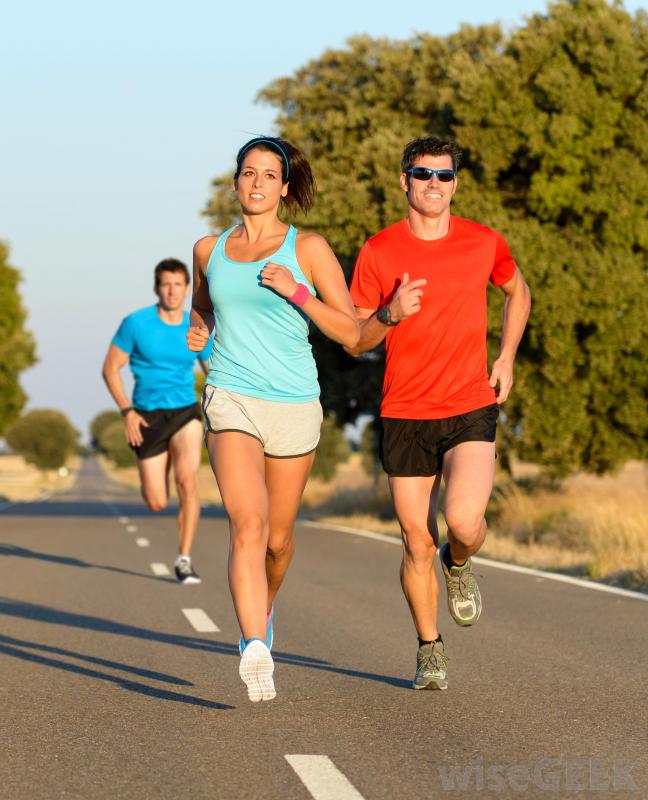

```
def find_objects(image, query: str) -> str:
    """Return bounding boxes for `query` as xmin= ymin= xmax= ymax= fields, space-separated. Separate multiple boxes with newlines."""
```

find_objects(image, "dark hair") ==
xmin=154 ymin=258 xmax=190 ymax=286
xmin=401 ymin=136 xmax=462 ymax=173
xmin=235 ymin=135 xmax=315 ymax=215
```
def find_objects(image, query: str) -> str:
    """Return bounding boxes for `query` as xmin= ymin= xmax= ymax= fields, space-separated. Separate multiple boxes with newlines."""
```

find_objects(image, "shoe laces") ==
xmin=457 ymin=568 xmax=477 ymax=598
xmin=448 ymin=563 xmax=476 ymax=598
xmin=419 ymin=645 xmax=449 ymax=673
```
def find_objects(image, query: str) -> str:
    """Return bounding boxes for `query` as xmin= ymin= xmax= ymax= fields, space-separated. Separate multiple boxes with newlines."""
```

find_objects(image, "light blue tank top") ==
xmin=205 ymin=224 xmax=320 ymax=402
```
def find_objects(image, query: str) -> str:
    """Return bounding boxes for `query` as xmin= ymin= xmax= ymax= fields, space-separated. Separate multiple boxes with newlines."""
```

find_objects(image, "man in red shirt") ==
xmin=348 ymin=136 xmax=531 ymax=690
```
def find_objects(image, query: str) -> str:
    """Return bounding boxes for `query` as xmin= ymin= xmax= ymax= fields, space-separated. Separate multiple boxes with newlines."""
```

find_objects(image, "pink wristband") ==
xmin=289 ymin=283 xmax=311 ymax=308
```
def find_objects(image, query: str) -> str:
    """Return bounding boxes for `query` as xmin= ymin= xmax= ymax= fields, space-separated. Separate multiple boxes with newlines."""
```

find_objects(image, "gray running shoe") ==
xmin=439 ymin=541 xmax=482 ymax=626
xmin=413 ymin=639 xmax=448 ymax=690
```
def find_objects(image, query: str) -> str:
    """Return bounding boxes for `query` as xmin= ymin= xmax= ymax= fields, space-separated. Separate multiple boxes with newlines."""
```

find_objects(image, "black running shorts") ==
xmin=380 ymin=403 xmax=499 ymax=477
xmin=131 ymin=403 xmax=202 ymax=460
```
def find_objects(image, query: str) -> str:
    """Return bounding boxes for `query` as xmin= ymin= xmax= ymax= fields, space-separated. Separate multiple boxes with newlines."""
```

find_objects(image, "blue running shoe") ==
xmin=239 ymin=639 xmax=275 ymax=702
xmin=238 ymin=605 xmax=275 ymax=655
xmin=266 ymin=604 xmax=274 ymax=650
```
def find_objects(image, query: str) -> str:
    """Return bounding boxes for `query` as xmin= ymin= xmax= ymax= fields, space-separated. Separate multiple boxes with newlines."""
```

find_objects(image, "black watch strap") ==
xmin=377 ymin=306 xmax=398 ymax=326
xmin=120 ymin=406 xmax=134 ymax=417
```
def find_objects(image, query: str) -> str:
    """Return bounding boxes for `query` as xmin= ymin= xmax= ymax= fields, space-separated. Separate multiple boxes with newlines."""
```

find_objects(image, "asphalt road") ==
xmin=1 ymin=458 xmax=646 ymax=800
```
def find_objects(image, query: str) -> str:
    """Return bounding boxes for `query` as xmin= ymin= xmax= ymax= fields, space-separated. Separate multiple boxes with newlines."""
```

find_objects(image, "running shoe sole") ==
xmin=239 ymin=640 xmax=276 ymax=702
xmin=413 ymin=677 xmax=448 ymax=690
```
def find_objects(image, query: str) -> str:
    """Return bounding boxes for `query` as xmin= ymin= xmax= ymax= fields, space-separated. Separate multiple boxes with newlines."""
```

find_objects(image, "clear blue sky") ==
xmin=1 ymin=0 xmax=645 ymax=439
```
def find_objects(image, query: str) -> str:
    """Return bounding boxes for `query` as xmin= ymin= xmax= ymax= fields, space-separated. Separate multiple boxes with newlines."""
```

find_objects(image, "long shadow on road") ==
xmin=0 ymin=543 xmax=176 ymax=583
xmin=0 ymin=598 xmax=411 ymax=690
xmin=0 ymin=636 xmax=233 ymax=710
xmin=0 ymin=501 xmax=227 ymax=519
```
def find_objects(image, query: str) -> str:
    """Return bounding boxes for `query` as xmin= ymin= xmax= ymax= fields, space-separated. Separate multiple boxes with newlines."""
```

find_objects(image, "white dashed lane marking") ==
xmin=150 ymin=563 xmax=170 ymax=576
xmin=135 ymin=538 xmax=150 ymax=547
xmin=181 ymin=608 xmax=220 ymax=633
xmin=285 ymin=756 xmax=366 ymax=800
xmin=119 ymin=517 xmax=129 ymax=524
xmin=126 ymin=525 xmax=137 ymax=533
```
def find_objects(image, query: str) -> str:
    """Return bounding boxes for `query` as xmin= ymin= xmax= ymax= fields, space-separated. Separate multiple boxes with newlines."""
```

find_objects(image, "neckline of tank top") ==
xmin=221 ymin=224 xmax=295 ymax=266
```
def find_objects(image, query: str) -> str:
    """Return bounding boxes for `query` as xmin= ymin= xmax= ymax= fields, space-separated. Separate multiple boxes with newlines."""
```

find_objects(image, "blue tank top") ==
xmin=205 ymin=224 xmax=320 ymax=402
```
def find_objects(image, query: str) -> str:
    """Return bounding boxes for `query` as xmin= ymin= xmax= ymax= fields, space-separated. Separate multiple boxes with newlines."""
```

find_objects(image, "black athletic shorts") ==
xmin=130 ymin=403 xmax=202 ymax=460
xmin=380 ymin=403 xmax=499 ymax=477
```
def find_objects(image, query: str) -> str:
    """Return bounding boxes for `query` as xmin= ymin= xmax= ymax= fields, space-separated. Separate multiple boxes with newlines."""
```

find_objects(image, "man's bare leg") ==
xmin=168 ymin=419 xmax=203 ymax=557
xmin=137 ymin=452 xmax=170 ymax=512
xmin=389 ymin=474 xmax=443 ymax=641
xmin=442 ymin=440 xmax=496 ymax=563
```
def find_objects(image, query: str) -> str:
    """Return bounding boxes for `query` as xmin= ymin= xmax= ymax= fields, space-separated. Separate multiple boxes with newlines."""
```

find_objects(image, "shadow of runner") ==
xmin=0 ymin=501 xmax=228 ymax=519
xmin=0 ymin=642 xmax=233 ymax=710
xmin=0 ymin=544 xmax=175 ymax=583
xmin=0 ymin=598 xmax=412 ymax=689
xmin=0 ymin=634 xmax=193 ymax=684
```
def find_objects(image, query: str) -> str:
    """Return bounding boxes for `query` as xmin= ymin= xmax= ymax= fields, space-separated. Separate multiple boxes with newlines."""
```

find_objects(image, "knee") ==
xmin=230 ymin=514 xmax=267 ymax=550
xmin=267 ymin=535 xmax=294 ymax=562
xmin=175 ymin=474 xmax=197 ymax=500
xmin=144 ymin=494 xmax=167 ymax=513
xmin=445 ymin=510 xmax=484 ymax=547
xmin=401 ymin=526 xmax=437 ymax=570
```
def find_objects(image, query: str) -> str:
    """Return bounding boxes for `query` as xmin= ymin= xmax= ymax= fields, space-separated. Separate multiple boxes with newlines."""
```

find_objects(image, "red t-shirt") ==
xmin=350 ymin=216 xmax=516 ymax=419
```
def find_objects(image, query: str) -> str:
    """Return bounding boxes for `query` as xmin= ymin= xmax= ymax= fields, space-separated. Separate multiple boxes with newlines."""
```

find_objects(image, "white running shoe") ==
xmin=239 ymin=639 xmax=276 ymax=702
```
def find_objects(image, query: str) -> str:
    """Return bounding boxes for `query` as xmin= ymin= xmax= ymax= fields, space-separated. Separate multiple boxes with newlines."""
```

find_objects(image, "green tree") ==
xmin=204 ymin=0 xmax=648 ymax=476
xmin=0 ymin=243 xmax=37 ymax=434
xmin=452 ymin=0 xmax=648 ymax=474
xmin=89 ymin=410 xmax=122 ymax=449
xmin=311 ymin=415 xmax=351 ymax=482
xmin=6 ymin=409 xmax=78 ymax=470
xmin=98 ymin=421 xmax=137 ymax=468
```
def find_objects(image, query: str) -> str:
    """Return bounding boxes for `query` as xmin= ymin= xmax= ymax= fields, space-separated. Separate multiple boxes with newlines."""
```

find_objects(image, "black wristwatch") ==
xmin=377 ymin=305 xmax=399 ymax=326
xmin=120 ymin=406 xmax=134 ymax=417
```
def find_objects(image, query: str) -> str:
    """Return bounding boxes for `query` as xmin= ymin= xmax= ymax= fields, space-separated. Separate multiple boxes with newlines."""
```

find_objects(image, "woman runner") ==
xmin=187 ymin=136 xmax=359 ymax=701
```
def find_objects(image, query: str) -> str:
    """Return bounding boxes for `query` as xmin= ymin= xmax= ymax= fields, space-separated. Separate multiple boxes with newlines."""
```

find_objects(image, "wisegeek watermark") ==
xmin=437 ymin=757 xmax=638 ymax=793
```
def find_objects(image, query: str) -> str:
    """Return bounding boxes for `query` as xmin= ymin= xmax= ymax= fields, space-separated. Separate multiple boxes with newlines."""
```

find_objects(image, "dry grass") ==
xmin=99 ymin=452 xmax=648 ymax=593
xmin=98 ymin=455 xmax=223 ymax=504
xmin=0 ymin=454 xmax=80 ymax=502
xmin=485 ymin=461 xmax=648 ymax=591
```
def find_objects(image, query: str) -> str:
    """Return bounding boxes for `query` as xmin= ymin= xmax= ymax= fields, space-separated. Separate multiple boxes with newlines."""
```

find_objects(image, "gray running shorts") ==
xmin=202 ymin=385 xmax=323 ymax=458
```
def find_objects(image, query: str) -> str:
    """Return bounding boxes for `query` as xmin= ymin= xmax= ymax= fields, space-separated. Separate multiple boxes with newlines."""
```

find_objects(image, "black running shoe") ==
xmin=174 ymin=556 xmax=201 ymax=584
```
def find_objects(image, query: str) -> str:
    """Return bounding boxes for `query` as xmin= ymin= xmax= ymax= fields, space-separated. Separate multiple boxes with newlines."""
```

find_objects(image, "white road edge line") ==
xmin=285 ymin=755 xmax=366 ymax=800
xmin=182 ymin=608 xmax=220 ymax=633
xmin=150 ymin=563 xmax=170 ymax=576
xmin=135 ymin=537 xmax=150 ymax=547
xmin=299 ymin=520 xmax=648 ymax=603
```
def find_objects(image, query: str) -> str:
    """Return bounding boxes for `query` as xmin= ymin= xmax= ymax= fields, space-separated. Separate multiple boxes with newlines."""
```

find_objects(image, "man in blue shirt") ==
xmin=102 ymin=258 xmax=212 ymax=584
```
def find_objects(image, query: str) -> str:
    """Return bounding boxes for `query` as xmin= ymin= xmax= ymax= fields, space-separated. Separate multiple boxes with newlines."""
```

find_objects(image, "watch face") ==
xmin=377 ymin=306 xmax=391 ymax=325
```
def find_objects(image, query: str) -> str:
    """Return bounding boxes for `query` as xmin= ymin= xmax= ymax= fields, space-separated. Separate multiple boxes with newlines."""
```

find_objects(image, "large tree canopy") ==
xmin=0 ymin=242 xmax=37 ymax=435
xmin=205 ymin=0 xmax=648 ymax=476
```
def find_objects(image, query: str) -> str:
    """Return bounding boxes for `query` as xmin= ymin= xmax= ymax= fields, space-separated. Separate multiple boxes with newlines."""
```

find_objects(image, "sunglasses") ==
xmin=407 ymin=167 xmax=456 ymax=182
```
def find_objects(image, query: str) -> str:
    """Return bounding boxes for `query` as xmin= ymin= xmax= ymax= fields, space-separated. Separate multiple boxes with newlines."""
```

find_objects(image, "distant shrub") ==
xmin=359 ymin=418 xmax=379 ymax=477
xmin=99 ymin=421 xmax=137 ymax=467
xmin=89 ymin=410 xmax=122 ymax=449
xmin=311 ymin=415 xmax=351 ymax=482
xmin=5 ymin=409 xmax=79 ymax=470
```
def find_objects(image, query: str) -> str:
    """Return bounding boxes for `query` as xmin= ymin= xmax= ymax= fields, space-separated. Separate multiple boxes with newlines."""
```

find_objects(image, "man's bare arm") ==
xmin=101 ymin=344 xmax=150 ymax=446
xmin=489 ymin=267 xmax=531 ymax=403
xmin=345 ymin=272 xmax=427 ymax=356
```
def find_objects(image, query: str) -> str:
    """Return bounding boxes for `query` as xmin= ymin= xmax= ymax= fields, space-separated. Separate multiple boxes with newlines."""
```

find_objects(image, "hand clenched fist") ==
xmin=389 ymin=272 xmax=427 ymax=322
xmin=187 ymin=324 xmax=210 ymax=352
xmin=260 ymin=261 xmax=298 ymax=299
